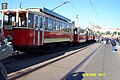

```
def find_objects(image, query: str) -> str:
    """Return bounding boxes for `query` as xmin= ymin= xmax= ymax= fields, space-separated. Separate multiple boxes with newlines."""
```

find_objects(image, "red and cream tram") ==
xmin=0 ymin=6 xmax=95 ymax=52
xmin=0 ymin=7 xmax=74 ymax=52
xmin=73 ymin=27 xmax=95 ymax=43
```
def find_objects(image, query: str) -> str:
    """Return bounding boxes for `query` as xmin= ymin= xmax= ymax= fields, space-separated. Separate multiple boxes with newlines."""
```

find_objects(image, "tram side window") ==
xmin=59 ymin=22 xmax=62 ymax=31
xmin=44 ymin=17 xmax=48 ymax=30
xmin=56 ymin=21 xmax=60 ymax=30
xmin=28 ymin=13 xmax=34 ymax=28
xmin=35 ymin=16 xmax=38 ymax=28
xmin=40 ymin=16 xmax=43 ymax=28
xmin=18 ymin=13 xmax=27 ymax=27
xmin=61 ymin=23 xmax=65 ymax=31
xmin=48 ymin=18 xmax=53 ymax=31
xmin=53 ymin=20 xmax=56 ymax=30
xmin=69 ymin=25 xmax=72 ymax=32
xmin=64 ymin=23 xmax=67 ymax=32
xmin=66 ymin=24 xmax=70 ymax=32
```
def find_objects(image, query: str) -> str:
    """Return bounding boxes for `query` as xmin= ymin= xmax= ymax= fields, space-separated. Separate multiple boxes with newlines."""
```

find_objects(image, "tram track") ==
xmin=7 ymin=43 xmax=97 ymax=80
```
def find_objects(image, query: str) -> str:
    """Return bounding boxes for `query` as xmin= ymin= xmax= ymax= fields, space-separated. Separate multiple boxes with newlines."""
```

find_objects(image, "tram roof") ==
xmin=42 ymin=7 xmax=71 ymax=22
xmin=0 ymin=8 xmax=28 ymax=12
xmin=26 ymin=7 xmax=71 ymax=22
xmin=0 ymin=8 xmax=71 ymax=22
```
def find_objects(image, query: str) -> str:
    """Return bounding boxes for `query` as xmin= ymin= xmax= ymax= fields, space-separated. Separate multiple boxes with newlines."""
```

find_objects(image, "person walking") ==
xmin=111 ymin=38 xmax=117 ymax=52
xmin=0 ymin=29 xmax=13 ymax=80
xmin=116 ymin=38 xmax=120 ymax=46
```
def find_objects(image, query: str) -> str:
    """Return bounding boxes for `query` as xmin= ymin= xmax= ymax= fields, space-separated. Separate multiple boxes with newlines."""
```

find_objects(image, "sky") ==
xmin=0 ymin=0 xmax=120 ymax=29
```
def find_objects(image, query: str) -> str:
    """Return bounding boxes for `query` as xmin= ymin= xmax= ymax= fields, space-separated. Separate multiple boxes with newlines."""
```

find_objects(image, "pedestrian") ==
xmin=116 ymin=38 xmax=119 ymax=42
xmin=106 ymin=38 xmax=109 ymax=44
xmin=0 ymin=29 xmax=13 ymax=80
xmin=111 ymin=38 xmax=117 ymax=52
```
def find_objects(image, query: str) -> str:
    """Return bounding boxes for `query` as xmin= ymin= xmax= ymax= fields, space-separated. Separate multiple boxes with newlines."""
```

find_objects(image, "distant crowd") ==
xmin=96 ymin=36 xmax=120 ymax=45
xmin=96 ymin=36 xmax=120 ymax=52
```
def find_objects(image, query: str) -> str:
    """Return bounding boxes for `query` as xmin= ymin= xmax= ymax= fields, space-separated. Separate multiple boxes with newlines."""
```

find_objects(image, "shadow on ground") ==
xmin=64 ymin=72 xmax=85 ymax=80
xmin=2 ymin=41 xmax=95 ymax=79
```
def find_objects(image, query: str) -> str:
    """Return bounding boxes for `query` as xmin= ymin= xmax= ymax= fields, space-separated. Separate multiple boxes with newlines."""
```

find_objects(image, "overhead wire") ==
xmin=88 ymin=0 xmax=105 ymax=27
xmin=51 ymin=1 xmax=69 ymax=11
xmin=66 ymin=0 xmax=89 ymax=24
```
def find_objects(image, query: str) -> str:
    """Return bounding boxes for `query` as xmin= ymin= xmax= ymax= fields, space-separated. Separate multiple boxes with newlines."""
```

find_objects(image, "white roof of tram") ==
xmin=0 ymin=7 xmax=71 ymax=22
xmin=26 ymin=7 xmax=71 ymax=22
xmin=0 ymin=8 xmax=28 ymax=12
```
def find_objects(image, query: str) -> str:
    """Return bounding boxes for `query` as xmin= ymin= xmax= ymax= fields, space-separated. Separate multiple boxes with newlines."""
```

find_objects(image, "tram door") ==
xmin=73 ymin=28 xmax=78 ymax=42
xmin=34 ymin=15 xmax=40 ymax=45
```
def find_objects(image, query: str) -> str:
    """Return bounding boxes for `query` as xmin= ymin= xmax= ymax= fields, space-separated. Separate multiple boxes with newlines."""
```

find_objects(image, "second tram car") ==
xmin=73 ymin=27 xmax=95 ymax=43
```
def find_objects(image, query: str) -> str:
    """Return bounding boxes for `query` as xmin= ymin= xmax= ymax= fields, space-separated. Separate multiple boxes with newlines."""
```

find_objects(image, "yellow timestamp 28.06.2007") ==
xmin=82 ymin=73 xmax=106 ymax=77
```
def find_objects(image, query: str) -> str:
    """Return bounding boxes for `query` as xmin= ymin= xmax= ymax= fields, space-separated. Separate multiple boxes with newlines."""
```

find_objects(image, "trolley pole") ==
xmin=51 ymin=1 xmax=69 ymax=11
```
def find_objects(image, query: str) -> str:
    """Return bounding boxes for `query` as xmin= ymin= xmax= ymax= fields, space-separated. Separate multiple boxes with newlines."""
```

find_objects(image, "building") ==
xmin=92 ymin=28 xmax=120 ymax=38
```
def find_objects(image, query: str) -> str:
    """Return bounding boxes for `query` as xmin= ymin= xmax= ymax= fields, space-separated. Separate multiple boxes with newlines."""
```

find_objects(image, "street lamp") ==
xmin=76 ymin=14 xmax=78 ymax=27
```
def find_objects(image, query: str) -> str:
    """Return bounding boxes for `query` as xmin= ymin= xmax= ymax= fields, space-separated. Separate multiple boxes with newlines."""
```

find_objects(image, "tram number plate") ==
xmin=4 ymin=25 xmax=13 ymax=30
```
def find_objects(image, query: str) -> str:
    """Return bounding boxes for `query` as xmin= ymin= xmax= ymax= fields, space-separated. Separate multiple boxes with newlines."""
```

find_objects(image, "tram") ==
xmin=73 ymin=27 xmax=95 ymax=43
xmin=0 ymin=7 xmax=75 ymax=52
xmin=0 ymin=5 xmax=95 ymax=52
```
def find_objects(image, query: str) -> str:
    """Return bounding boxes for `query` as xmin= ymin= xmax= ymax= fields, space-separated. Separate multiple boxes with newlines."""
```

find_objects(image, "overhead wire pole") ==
xmin=19 ymin=2 xmax=22 ymax=8
xmin=66 ymin=0 xmax=89 ymax=22
xmin=66 ymin=0 xmax=89 ymax=28
xmin=88 ymin=0 xmax=105 ymax=27
xmin=51 ymin=1 xmax=69 ymax=11
xmin=76 ymin=14 xmax=78 ymax=27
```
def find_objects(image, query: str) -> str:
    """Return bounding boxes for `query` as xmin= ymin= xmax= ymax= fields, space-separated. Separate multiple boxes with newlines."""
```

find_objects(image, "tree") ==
xmin=106 ymin=31 xmax=110 ymax=35
xmin=118 ymin=32 xmax=120 ymax=35
xmin=96 ymin=31 xmax=100 ymax=34
xmin=113 ymin=31 xmax=117 ymax=35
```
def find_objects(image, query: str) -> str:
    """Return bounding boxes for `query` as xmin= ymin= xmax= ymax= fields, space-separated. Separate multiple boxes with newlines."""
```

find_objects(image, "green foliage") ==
xmin=113 ymin=31 xmax=117 ymax=35
xmin=118 ymin=32 xmax=120 ymax=35
xmin=106 ymin=31 xmax=110 ymax=35
xmin=96 ymin=31 xmax=100 ymax=34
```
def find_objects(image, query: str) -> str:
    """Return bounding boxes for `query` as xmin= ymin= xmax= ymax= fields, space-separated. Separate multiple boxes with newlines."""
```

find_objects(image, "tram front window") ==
xmin=3 ymin=12 xmax=16 ymax=27
xmin=18 ymin=12 xmax=27 ymax=27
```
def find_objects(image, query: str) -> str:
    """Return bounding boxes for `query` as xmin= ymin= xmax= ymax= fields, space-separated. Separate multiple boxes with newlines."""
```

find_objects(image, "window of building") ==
xmin=28 ymin=13 xmax=34 ymax=28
